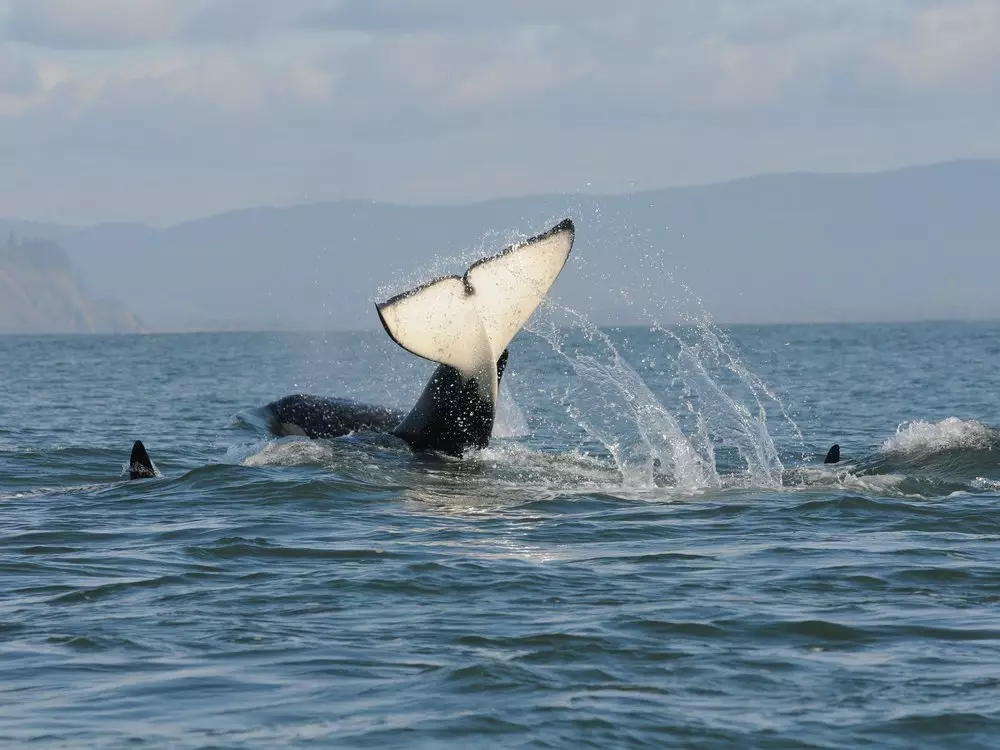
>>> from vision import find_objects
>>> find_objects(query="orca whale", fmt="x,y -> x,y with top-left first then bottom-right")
263,219 -> 575,456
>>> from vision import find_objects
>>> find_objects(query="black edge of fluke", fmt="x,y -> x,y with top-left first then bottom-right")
129,440 -> 156,480
373,217 -> 576,314
465,217 -> 575,275
496,349 -> 509,383
823,444 -> 841,464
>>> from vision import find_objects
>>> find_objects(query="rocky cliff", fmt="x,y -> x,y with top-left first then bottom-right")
0,236 -> 141,334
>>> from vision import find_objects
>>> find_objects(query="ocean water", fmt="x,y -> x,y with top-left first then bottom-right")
2,320 -> 1000,748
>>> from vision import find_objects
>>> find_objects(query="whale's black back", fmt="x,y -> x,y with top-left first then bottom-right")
263,350 -> 510,455
264,395 -> 405,440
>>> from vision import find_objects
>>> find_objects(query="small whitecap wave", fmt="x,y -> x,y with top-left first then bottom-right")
871,418 -> 1000,490
971,477 -> 1000,491
881,418 -> 999,455
473,442 -> 623,488
0,483 -> 114,501
119,460 -> 159,479
239,438 -> 331,468
237,436 -> 405,469
783,466 -> 924,498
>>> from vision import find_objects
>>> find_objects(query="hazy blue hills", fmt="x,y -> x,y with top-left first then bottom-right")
0,236 -> 141,334
1,159 -> 997,331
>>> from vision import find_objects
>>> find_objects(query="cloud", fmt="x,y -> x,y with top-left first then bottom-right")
873,0 -> 1000,93
0,0 -> 998,224
5,0 -> 192,49
299,0 -> 582,33
180,0 -> 318,45
0,45 -> 38,114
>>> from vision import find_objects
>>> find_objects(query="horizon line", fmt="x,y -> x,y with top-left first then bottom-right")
3,316 -> 999,338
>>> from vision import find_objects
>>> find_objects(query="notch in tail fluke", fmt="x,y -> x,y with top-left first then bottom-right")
375,218 -> 575,401
823,444 -> 841,464
129,440 -> 156,479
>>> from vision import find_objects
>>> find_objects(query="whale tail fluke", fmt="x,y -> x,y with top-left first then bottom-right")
823,444 -> 841,464
377,219 -> 574,455
129,440 -> 156,480
376,218 -> 574,401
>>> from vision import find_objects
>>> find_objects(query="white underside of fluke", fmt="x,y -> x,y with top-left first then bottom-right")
376,219 -> 575,400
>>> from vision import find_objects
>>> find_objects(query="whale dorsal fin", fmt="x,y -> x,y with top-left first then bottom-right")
823,444 -> 841,464
376,219 -> 574,399
129,440 -> 156,479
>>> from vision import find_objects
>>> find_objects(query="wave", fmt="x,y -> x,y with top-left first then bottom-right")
786,418 -> 1000,498
859,418 -> 1000,483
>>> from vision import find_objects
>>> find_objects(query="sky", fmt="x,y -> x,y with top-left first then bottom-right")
1,0 -> 999,225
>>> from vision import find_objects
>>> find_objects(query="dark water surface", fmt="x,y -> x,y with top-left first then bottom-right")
2,322 -> 1000,748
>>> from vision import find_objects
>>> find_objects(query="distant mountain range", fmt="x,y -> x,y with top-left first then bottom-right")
0,236 -> 141,334
1,159 -> 998,331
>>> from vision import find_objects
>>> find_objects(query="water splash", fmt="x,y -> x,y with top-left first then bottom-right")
363,215 -> 800,491
525,299 -> 795,490
659,319 -> 794,487
493,381 -> 529,438
882,417 -> 998,455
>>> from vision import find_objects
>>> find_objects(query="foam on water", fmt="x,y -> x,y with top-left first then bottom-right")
239,438 -> 338,468
784,466 -> 925,498
119,459 -> 160,479
237,434 -> 624,500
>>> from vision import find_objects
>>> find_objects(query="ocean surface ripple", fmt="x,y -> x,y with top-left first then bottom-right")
2,322 -> 1000,748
